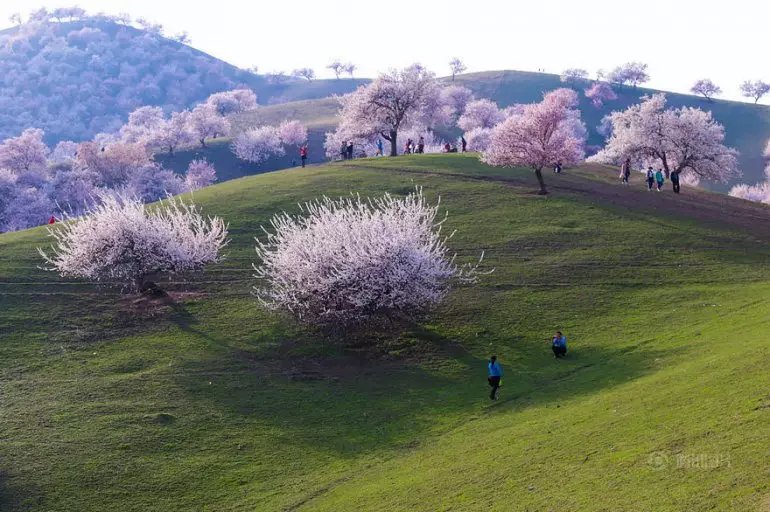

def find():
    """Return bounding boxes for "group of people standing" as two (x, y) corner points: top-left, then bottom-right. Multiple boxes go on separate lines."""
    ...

(339, 141), (355, 160)
(404, 136), (426, 154)
(620, 159), (681, 194)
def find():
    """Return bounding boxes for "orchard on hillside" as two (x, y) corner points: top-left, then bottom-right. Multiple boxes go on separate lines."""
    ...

(589, 94), (740, 183)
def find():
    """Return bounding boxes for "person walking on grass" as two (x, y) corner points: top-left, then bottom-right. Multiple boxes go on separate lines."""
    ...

(620, 159), (631, 185)
(655, 168), (665, 192)
(340, 141), (347, 161)
(461, 135), (467, 153)
(346, 141), (354, 160)
(670, 170), (681, 194)
(551, 331), (567, 358)
(376, 138), (384, 157)
(487, 355), (503, 400)
(646, 167), (655, 191)
(418, 136), (425, 154)
(300, 145), (308, 168)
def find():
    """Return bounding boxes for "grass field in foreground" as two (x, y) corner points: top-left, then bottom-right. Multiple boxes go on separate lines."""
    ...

(1, 154), (769, 511)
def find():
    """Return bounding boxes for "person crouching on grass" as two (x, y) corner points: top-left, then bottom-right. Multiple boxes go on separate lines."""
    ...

(487, 355), (503, 400)
(551, 331), (567, 358)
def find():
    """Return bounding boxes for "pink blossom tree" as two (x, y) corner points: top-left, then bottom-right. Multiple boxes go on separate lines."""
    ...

(483, 89), (587, 194)
(0, 128), (49, 173)
(584, 82), (618, 108)
(607, 62), (650, 88)
(588, 94), (740, 183)
(76, 141), (152, 186)
(690, 79), (722, 102)
(206, 89), (258, 116)
(253, 188), (484, 328)
(232, 126), (285, 165)
(334, 64), (442, 157)
(457, 99), (505, 132)
(278, 120), (308, 147)
(188, 104), (230, 147)
(185, 159), (217, 190)
(39, 194), (228, 293)
(739, 80), (770, 104)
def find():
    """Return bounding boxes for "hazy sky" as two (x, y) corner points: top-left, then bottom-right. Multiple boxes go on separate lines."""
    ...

(2, 0), (769, 102)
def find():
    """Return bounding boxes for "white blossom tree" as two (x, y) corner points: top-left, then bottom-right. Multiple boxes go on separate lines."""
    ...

(483, 89), (587, 194)
(464, 127), (494, 152)
(185, 159), (217, 190)
(232, 126), (285, 165)
(39, 194), (228, 293)
(0, 128), (49, 173)
(588, 94), (740, 182)
(148, 111), (194, 155)
(50, 141), (79, 163)
(253, 188), (484, 329)
(458, 99), (505, 132)
(439, 85), (475, 119)
(278, 120), (308, 147)
(188, 104), (230, 147)
(334, 64), (443, 157)
(206, 89), (258, 116)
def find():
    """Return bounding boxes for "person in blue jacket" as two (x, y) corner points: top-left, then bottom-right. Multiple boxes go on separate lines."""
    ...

(551, 331), (567, 358)
(487, 355), (503, 400)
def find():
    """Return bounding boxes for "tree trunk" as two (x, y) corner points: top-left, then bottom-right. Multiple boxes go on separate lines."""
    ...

(389, 130), (398, 157)
(534, 167), (548, 195)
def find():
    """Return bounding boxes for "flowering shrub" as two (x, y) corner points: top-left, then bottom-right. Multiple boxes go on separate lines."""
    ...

(39, 194), (228, 292)
(253, 189), (486, 328)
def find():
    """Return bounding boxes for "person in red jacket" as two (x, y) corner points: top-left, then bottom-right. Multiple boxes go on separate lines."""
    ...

(299, 145), (308, 168)
(48, 216), (56, 224)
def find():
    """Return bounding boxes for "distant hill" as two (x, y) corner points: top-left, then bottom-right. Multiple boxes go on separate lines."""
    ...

(2, 14), (767, 188)
(0, 16), (364, 143)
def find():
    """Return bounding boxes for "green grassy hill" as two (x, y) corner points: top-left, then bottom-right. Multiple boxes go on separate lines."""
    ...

(159, 71), (770, 191)
(2, 155), (769, 511)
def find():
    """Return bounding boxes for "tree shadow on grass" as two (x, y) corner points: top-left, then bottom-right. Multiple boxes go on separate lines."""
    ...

(165, 303), (678, 458)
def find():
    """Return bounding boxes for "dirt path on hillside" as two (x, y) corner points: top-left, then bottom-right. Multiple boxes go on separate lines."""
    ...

(361, 164), (770, 241)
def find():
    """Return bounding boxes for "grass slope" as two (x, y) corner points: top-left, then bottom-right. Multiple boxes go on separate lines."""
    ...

(1, 155), (769, 511)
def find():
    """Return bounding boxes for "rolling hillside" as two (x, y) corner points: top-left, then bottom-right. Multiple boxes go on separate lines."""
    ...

(0, 16), (364, 143)
(159, 71), (770, 190)
(1, 155), (769, 511)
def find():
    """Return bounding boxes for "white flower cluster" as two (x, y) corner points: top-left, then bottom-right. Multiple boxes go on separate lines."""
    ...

(39, 194), (228, 292)
(253, 188), (485, 327)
